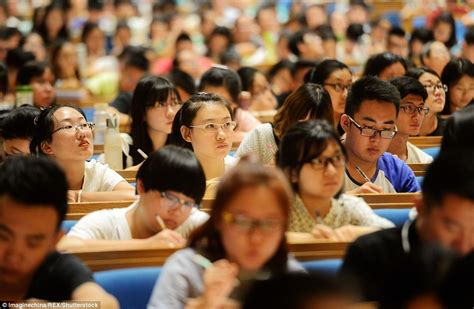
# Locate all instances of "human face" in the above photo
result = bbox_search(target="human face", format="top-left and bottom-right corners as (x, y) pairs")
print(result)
(218, 186), (286, 272)
(138, 185), (196, 232)
(448, 75), (474, 112)
(419, 73), (446, 114)
(323, 69), (352, 116)
(0, 195), (61, 286)
(433, 22), (452, 44)
(146, 94), (181, 135)
(183, 104), (233, 161)
(302, 33), (324, 60)
(86, 28), (104, 56)
(418, 194), (474, 256)
(397, 94), (427, 136)
(45, 8), (64, 37)
(378, 62), (406, 80)
(44, 107), (93, 161)
(57, 43), (78, 78)
(270, 68), (292, 94)
(3, 138), (30, 157)
(31, 68), (55, 108)
(425, 42), (450, 76)
(387, 35), (409, 58)
(298, 141), (345, 200)
(343, 100), (397, 163)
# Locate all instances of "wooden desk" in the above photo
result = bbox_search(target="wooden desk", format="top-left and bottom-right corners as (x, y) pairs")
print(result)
(67, 200), (133, 220)
(408, 136), (442, 149)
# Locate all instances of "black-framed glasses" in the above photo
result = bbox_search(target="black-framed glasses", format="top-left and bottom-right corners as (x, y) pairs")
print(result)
(222, 212), (283, 234)
(324, 83), (351, 93)
(160, 191), (197, 212)
(51, 122), (95, 135)
(188, 121), (237, 133)
(400, 105), (430, 115)
(423, 83), (448, 93)
(347, 115), (397, 139)
(307, 154), (346, 170)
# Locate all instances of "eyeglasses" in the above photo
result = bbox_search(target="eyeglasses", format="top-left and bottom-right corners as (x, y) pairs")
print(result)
(51, 122), (95, 135)
(189, 121), (237, 133)
(324, 83), (351, 93)
(423, 83), (448, 93)
(400, 105), (430, 115)
(222, 212), (283, 234)
(347, 115), (397, 139)
(308, 154), (346, 170)
(160, 191), (198, 212)
(151, 99), (183, 111)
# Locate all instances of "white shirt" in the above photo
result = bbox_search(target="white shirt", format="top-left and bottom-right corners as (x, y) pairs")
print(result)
(405, 142), (434, 164)
(235, 123), (277, 165)
(83, 159), (126, 192)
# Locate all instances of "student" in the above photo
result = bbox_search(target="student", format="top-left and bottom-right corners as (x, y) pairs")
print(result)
(29, 105), (135, 202)
(386, 26), (409, 58)
(406, 67), (448, 136)
(0, 105), (39, 157)
(277, 120), (393, 241)
(441, 104), (474, 152)
(306, 59), (352, 131)
(59, 146), (208, 250)
(50, 40), (82, 89)
(362, 52), (407, 80)
(198, 67), (260, 142)
(170, 92), (237, 181)
(236, 83), (333, 165)
(147, 159), (304, 308)
(341, 76), (420, 194)
(388, 76), (433, 163)
(340, 150), (474, 301)
(124, 75), (182, 168)
(16, 60), (55, 108)
(440, 58), (474, 115)
(420, 41), (451, 77)
(288, 29), (325, 62)
(0, 156), (117, 305)
(237, 66), (277, 111)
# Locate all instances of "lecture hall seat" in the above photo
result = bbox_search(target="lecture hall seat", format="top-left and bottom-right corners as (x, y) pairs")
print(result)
(301, 259), (343, 277)
(373, 208), (410, 228)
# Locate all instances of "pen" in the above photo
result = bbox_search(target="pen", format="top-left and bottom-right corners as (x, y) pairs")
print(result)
(137, 148), (148, 160)
(355, 165), (372, 183)
(156, 214), (166, 230)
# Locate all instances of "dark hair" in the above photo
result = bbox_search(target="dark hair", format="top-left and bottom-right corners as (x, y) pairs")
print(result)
(305, 59), (351, 84)
(315, 24), (336, 42)
(6, 48), (35, 70)
(16, 61), (49, 85)
(34, 2), (69, 46)
(130, 75), (179, 161)
(122, 46), (149, 72)
(274, 83), (333, 137)
(50, 40), (80, 80)
(422, 150), (474, 211)
(441, 58), (474, 114)
(0, 156), (68, 230)
(168, 69), (196, 97)
(188, 159), (293, 274)
(198, 67), (242, 103)
(81, 21), (101, 44)
(293, 59), (316, 78)
(346, 23), (364, 42)
(276, 119), (346, 193)
(406, 66), (440, 80)
(136, 145), (206, 204)
(362, 52), (407, 77)
(409, 28), (433, 55)
(237, 66), (263, 92)
(288, 29), (312, 57)
(243, 272), (348, 309)
(433, 12), (457, 48)
(0, 105), (40, 140)
(175, 32), (192, 47)
(441, 104), (474, 152)
(29, 104), (87, 155)
(388, 26), (406, 38)
(170, 92), (232, 151)
(345, 76), (401, 117)
(464, 26), (474, 45)
(268, 60), (295, 81)
(0, 61), (7, 95)
(206, 26), (233, 52)
(440, 250), (474, 309)
(388, 76), (428, 101)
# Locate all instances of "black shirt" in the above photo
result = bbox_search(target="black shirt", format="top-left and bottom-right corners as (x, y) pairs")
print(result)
(339, 220), (421, 301)
(110, 92), (133, 115)
(25, 252), (93, 301)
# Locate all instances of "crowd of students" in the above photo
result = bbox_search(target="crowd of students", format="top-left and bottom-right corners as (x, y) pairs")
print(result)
(0, 0), (473, 307)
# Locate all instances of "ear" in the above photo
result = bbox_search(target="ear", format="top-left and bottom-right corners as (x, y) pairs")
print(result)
(414, 193), (425, 217)
(40, 141), (54, 155)
(136, 179), (145, 195)
(340, 114), (350, 132)
(180, 126), (192, 143)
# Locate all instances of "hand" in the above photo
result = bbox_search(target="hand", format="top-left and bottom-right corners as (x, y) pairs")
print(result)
(145, 229), (186, 248)
(201, 259), (239, 309)
(347, 182), (384, 194)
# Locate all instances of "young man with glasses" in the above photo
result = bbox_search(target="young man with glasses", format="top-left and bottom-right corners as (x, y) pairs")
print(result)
(59, 146), (209, 250)
(388, 76), (433, 163)
(341, 76), (420, 194)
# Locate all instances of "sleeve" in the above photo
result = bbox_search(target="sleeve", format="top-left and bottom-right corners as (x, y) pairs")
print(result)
(98, 163), (128, 191)
(147, 250), (203, 309)
(26, 253), (94, 301)
(347, 196), (395, 229)
(67, 210), (116, 240)
(397, 162), (421, 193)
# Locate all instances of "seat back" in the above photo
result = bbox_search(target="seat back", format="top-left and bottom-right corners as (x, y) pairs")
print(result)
(94, 267), (162, 309)
(373, 208), (410, 227)
(301, 259), (342, 278)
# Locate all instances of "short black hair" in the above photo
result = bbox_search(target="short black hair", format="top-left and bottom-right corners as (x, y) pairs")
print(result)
(198, 67), (242, 103)
(293, 59), (315, 78)
(422, 150), (474, 211)
(267, 60), (295, 80)
(136, 145), (206, 204)
(0, 105), (40, 140)
(389, 76), (428, 102)
(168, 69), (196, 96)
(464, 26), (474, 45)
(288, 29), (313, 56)
(345, 76), (400, 117)
(389, 26), (406, 38)
(305, 59), (350, 84)
(6, 48), (35, 69)
(362, 52), (407, 77)
(346, 23), (364, 42)
(0, 61), (7, 95)
(441, 104), (474, 152)
(16, 60), (49, 85)
(237, 66), (259, 92)
(119, 46), (149, 72)
(0, 156), (68, 230)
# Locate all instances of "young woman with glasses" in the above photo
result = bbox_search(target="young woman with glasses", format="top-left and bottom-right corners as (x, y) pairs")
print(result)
(277, 120), (393, 242)
(59, 145), (209, 250)
(148, 159), (304, 309)
(30, 105), (135, 202)
(170, 92), (237, 181)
